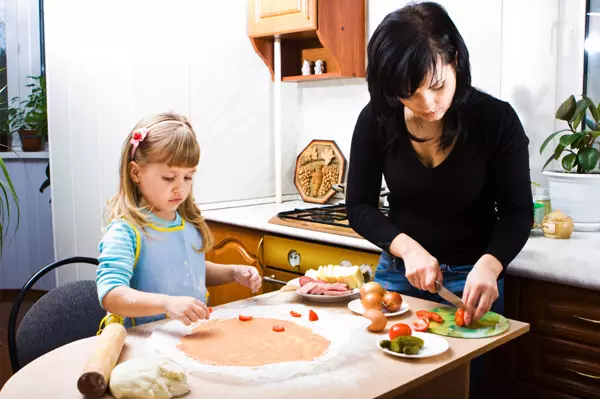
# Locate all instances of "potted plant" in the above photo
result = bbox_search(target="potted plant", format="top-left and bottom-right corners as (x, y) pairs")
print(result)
(540, 94), (600, 231)
(8, 75), (47, 152)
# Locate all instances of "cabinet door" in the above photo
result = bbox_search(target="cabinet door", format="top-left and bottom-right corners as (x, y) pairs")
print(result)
(206, 222), (264, 306)
(248, 0), (317, 38)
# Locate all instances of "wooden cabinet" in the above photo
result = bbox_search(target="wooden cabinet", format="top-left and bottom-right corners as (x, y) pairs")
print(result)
(205, 220), (382, 303)
(248, 0), (317, 38)
(504, 276), (600, 399)
(248, 0), (365, 82)
(205, 221), (264, 306)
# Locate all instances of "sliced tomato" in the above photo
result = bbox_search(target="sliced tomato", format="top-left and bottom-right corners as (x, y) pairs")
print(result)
(309, 310), (319, 321)
(415, 310), (443, 323)
(208, 307), (213, 314)
(411, 316), (430, 332)
(428, 312), (443, 323)
(389, 323), (412, 340)
(290, 311), (301, 318)
(455, 309), (466, 327)
(238, 315), (253, 322)
(272, 324), (285, 332)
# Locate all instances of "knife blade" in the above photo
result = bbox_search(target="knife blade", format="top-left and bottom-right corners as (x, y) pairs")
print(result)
(435, 280), (465, 309)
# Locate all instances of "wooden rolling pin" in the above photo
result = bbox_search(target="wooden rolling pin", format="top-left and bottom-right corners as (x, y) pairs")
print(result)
(77, 323), (127, 398)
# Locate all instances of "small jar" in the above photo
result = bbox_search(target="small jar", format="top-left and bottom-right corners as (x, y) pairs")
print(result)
(534, 187), (552, 216)
(541, 210), (574, 239)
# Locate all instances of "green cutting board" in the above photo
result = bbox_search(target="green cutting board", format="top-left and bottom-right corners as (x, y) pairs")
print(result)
(426, 306), (509, 338)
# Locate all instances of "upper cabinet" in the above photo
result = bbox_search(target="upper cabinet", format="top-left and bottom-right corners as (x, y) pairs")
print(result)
(248, 0), (317, 38)
(248, 0), (366, 82)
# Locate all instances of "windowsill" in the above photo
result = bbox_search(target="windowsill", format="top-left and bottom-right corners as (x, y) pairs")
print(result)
(0, 150), (49, 159)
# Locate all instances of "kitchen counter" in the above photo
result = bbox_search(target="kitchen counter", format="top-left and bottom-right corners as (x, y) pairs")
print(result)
(203, 200), (600, 292)
(0, 291), (529, 399)
(203, 200), (381, 252)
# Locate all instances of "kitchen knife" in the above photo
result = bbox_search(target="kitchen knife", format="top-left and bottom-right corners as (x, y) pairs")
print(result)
(435, 280), (465, 309)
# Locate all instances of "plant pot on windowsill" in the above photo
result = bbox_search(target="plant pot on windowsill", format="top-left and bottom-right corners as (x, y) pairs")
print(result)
(540, 94), (600, 232)
(19, 129), (42, 152)
(543, 170), (600, 231)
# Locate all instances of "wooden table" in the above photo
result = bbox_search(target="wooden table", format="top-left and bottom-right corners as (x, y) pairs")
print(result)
(0, 292), (529, 399)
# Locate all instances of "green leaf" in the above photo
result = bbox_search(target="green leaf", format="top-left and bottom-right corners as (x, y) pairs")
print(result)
(559, 133), (583, 147)
(562, 153), (577, 171)
(571, 99), (588, 130)
(585, 118), (597, 130)
(556, 95), (577, 120)
(578, 147), (600, 172)
(542, 145), (566, 170)
(582, 95), (600, 123)
(591, 131), (600, 139)
(540, 129), (571, 154)
(554, 144), (565, 160)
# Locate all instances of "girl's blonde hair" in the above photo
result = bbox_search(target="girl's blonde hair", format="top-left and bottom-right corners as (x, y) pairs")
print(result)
(106, 112), (213, 252)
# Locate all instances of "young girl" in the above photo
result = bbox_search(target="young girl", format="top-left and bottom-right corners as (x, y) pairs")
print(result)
(96, 112), (262, 330)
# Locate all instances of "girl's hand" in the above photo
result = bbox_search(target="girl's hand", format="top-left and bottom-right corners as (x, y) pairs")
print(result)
(391, 234), (442, 293)
(462, 254), (502, 325)
(232, 265), (262, 293)
(164, 296), (210, 326)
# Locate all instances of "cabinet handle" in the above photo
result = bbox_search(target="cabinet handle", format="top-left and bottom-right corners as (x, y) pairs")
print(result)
(568, 368), (600, 380)
(573, 315), (600, 324)
(257, 237), (264, 270)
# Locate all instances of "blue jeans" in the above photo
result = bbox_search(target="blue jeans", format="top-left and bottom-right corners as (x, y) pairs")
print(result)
(374, 250), (504, 314)
(375, 251), (505, 398)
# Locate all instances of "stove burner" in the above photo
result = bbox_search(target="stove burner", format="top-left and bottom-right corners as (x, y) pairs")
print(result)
(277, 204), (389, 228)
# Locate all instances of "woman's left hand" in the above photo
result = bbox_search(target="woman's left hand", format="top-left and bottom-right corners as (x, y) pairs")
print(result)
(232, 265), (262, 293)
(461, 255), (502, 325)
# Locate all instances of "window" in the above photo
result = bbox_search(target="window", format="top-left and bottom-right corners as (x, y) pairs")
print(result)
(585, 1), (600, 98)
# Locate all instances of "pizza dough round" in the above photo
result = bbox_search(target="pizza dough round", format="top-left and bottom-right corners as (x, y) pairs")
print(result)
(109, 357), (190, 399)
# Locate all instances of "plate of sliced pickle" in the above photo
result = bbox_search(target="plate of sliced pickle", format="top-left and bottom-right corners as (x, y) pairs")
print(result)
(377, 332), (449, 359)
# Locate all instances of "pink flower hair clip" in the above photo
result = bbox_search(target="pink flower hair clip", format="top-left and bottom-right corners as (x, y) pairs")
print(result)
(130, 127), (149, 158)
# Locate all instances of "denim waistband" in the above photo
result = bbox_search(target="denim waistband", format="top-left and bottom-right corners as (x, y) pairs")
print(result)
(379, 250), (473, 274)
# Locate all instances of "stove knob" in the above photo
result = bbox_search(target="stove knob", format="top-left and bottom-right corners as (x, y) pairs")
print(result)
(288, 250), (301, 268)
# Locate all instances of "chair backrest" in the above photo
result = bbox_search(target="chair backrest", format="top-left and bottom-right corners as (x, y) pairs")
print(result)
(8, 256), (102, 372)
(15, 280), (107, 368)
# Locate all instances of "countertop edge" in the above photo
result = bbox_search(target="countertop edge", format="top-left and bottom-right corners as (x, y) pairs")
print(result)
(202, 201), (600, 292)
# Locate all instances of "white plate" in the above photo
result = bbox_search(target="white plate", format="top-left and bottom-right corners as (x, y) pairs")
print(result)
(289, 278), (360, 303)
(377, 332), (449, 359)
(347, 298), (410, 317)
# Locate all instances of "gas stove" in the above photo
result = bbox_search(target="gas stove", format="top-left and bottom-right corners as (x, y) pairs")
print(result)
(268, 203), (390, 238)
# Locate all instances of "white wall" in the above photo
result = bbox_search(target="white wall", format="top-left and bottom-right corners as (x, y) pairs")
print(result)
(44, 0), (276, 284)
(45, 0), (587, 285)
(293, 0), (586, 188)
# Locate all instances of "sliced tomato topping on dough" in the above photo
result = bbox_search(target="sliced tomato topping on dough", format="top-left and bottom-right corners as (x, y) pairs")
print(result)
(272, 324), (285, 332)
(238, 315), (253, 321)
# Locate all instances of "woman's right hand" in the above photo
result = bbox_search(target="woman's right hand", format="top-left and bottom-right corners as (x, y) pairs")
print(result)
(163, 296), (210, 326)
(390, 233), (442, 293)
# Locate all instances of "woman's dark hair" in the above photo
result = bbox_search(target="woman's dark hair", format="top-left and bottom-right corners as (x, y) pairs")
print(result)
(366, 2), (472, 150)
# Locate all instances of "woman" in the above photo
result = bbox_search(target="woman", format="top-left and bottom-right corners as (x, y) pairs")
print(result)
(346, 2), (532, 326)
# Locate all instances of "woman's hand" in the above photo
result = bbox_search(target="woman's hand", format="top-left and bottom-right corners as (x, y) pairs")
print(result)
(164, 296), (210, 326)
(232, 265), (262, 293)
(390, 233), (442, 293)
(462, 254), (502, 325)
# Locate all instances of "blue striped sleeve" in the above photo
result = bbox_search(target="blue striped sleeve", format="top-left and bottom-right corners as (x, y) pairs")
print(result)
(96, 219), (138, 308)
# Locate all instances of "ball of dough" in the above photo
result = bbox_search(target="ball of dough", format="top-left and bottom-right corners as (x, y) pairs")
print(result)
(109, 357), (190, 399)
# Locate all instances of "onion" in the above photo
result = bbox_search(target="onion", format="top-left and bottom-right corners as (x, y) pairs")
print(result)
(361, 292), (383, 311)
(360, 281), (385, 298)
(363, 309), (387, 332)
(382, 291), (403, 312)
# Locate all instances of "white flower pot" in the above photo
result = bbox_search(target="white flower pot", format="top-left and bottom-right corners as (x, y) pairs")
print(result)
(543, 170), (600, 231)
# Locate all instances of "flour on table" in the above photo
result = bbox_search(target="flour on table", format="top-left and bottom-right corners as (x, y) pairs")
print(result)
(148, 304), (375, 389)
